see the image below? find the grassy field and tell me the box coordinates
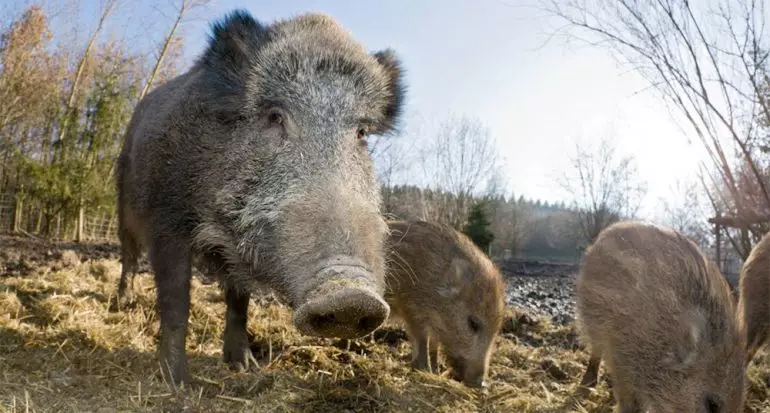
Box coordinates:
[0,235,768,412]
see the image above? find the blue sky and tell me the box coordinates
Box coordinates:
[17,0,710,216]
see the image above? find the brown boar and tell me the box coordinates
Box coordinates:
[738,230,770,364]
[575,221,746,412]
[385,220,505,388]
[115,9,406,386]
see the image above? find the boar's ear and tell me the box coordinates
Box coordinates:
[199,9,270,119]
[666,308,707,369]
[372,49,406,135]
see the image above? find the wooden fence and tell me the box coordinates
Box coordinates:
[0,192,118,241]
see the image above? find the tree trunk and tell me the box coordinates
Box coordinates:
[138,1,186,101]
[55,212,61,240]
[35,209,42,233]
[56,0,117,158]
[714,219,722,271]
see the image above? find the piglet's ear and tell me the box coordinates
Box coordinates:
[665,308,707,369]
[451,257,475,283]
[437,258,472,298]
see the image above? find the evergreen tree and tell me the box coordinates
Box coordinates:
[463,201,495,255]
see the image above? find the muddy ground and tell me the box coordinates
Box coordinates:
[0,235,768,412]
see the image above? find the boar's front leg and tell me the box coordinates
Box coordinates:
[149,236,192,388]
[223,284,256,371]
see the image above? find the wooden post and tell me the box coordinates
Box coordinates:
[12,197,21,233]
[76,203,85,242]
[11,184,23,233]
[106,212,116,240]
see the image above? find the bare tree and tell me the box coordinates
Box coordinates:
[370,121,419,186]
[659,178,711,249]
[489,194,535,259]
[419,114,502,228]
[139,0,212,100]
[543,0,770,237]
[57,0,119,152]
[372,137,417,215]
[558,135,647,243]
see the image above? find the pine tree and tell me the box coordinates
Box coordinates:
[463,201,495,255]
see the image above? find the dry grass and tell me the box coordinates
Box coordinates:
[0,236,768,412]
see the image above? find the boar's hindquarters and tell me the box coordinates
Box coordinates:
[292,264,390,339]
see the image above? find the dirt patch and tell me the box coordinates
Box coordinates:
[0,235,768,412]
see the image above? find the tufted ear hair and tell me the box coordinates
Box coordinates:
[198,9,271,120]
[371,49,406,135]
[665,308,707,369]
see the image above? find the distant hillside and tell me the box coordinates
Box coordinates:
[381,185,582,263]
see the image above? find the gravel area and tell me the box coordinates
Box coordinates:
[499,259,579,326]
[0,235,582,326]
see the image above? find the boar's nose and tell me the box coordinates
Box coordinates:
[292,265,390,339]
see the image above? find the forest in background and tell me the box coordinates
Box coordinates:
[1,0,769,277]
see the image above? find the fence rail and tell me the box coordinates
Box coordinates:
[0,192,118,242]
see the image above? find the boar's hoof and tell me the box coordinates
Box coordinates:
[468,378,488,389]
[117,290,135,310]
[223,337,257,372]
[411,358,431,372]
[294,286,390,339]
[451,370,487,388]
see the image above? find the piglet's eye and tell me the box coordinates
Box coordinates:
[356,127,368,140]
[704,396,721,413]
[468,316,482,333]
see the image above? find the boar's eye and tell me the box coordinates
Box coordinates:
[703,395,721,413]
[266,108,285,126]
[468,316,482,334]
[356,127,369,141]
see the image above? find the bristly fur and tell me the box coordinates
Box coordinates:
[115,8,408,385]
[192,9,406,133]
[738,230,770,363]
[575,220,746,412]
[199,9,268,70]
[371,49,407,136]
[384,219,505,387]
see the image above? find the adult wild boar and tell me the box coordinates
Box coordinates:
[575,221,746,412]
[385,220,505,388]
[738,230,770,364]
[115,9,405,386]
